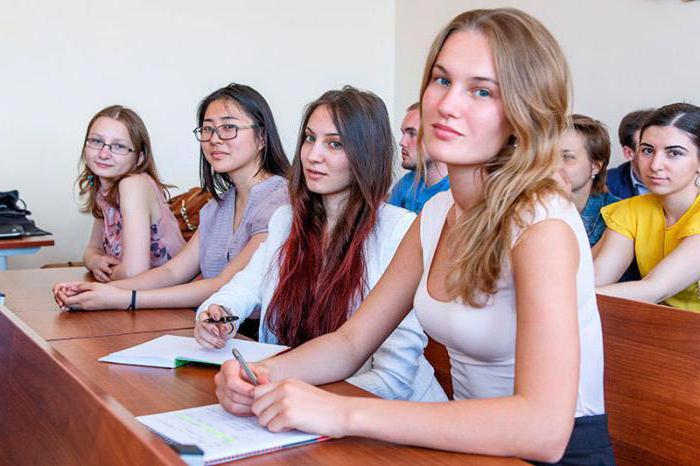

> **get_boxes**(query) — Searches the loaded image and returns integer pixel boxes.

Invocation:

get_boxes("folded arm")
[598,234,700,303]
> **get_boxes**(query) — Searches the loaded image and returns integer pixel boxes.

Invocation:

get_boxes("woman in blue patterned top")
[559,114,620,247]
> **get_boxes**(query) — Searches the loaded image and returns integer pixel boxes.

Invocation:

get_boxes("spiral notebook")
[137,404,328,464]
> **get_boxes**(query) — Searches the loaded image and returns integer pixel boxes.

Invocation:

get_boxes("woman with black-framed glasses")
[53,85,290,322]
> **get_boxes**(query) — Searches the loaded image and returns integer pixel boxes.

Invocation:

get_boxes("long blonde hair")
[418,8,570,307]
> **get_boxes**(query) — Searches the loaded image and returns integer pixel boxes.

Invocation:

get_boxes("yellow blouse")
[601,194,700,312]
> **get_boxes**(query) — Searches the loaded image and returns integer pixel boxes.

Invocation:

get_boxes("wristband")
[127,290,137,311]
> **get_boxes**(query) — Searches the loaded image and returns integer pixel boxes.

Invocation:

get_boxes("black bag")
[0,190,51,237]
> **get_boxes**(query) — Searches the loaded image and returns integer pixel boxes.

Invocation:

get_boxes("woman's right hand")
[86,254,121,282]
[215,358,271,416]
[194,304,238,349]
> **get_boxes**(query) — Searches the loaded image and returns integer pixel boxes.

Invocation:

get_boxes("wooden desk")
[0,267,196,340]
[0,235,55,270]
[49,329,523,465]
[0,303,524,465]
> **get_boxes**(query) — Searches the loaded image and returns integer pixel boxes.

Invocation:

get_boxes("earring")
[508,135,518,148]
[87,174,95,187]
[591,173,597,180]
[695,176,700,188]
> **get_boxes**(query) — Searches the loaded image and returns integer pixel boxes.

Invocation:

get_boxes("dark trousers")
[531,414,616,466]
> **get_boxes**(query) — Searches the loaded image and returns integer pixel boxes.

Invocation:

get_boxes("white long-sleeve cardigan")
[197,204,446,402]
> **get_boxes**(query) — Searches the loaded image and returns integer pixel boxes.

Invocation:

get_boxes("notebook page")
[138,404,322,464]
[99,335,288,367]
[178,338,289,365]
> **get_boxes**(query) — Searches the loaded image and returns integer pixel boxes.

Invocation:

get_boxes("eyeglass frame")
[192,123,261,142]
[84,137,136,156]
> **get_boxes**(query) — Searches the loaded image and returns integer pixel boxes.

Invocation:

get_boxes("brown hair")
[77,105,172,218]
[570,114,612,195]
[640,102,700,151]
[265,86,394,347]
[618,108,654,150]
[417,8,570,307]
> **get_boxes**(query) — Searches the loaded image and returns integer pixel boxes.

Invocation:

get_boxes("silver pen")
[231,348,259,386]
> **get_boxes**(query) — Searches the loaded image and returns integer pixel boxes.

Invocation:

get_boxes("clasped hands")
[52,281,130,311]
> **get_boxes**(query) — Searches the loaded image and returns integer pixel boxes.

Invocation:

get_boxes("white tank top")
[414,191,605,417]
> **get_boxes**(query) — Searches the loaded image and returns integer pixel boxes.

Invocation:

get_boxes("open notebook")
[99,335,288,368]
[138,404,327,464]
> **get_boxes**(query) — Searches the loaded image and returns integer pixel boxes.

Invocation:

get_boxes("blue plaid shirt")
[581,192,620,246]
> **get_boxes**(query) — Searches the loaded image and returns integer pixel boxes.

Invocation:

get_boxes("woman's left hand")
[251,379,352,438]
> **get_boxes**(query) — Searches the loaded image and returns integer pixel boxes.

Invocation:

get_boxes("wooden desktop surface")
[0,267,196,340]
[50,328,524,465]
[0,234,54,250]
[0,268,525,465]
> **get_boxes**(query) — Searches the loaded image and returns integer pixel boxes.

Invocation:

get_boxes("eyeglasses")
[85,138,135,156]
[193,124,260,142]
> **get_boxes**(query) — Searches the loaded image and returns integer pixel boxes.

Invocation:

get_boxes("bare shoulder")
[118,174,158,201]
[118,174,160,217]
[513,219,579,267]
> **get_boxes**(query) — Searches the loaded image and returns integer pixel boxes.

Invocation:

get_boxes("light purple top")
[198,175,288,279]
[97,175,185,268]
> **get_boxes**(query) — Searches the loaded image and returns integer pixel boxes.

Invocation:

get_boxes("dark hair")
[77,105,172,218]
[197,83,289,202]
[618,108,655,150]
[266,86,394,347]
[571,114,612,195]
[406,102,420,112]
[639,103,700,152]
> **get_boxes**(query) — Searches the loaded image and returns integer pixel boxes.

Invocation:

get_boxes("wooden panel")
[425,335,454,399]
[0,235,54,250]
[0,268,196,340]
[597,294,700,466]
[50,330,525,465]
[0,306,183,466]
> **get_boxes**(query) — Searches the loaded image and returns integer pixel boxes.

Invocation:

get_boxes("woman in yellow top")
[595,102,700,311]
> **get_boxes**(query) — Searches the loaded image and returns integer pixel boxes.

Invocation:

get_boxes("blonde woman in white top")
[213,9,613,465]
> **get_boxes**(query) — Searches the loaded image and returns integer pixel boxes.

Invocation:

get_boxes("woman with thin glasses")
[54,85,289,315]
[62,105,185,283]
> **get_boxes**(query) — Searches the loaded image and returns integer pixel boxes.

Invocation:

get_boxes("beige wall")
[4,0,700,269]
[2,0,396,268]
[394,0,700,163]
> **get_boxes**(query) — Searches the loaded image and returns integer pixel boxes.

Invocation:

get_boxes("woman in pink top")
[71,105,184,282]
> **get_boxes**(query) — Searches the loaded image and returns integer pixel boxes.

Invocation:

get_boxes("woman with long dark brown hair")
[195,86,445,402]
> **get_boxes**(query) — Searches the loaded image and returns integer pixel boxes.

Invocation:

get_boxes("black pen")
[203,314,239,324]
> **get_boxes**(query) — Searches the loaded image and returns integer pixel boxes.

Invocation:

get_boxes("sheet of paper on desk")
[137,404,326,464]
[98,335,288,368]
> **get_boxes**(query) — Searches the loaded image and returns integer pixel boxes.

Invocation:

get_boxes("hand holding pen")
[194,303,239,349]
[215,353,272,417]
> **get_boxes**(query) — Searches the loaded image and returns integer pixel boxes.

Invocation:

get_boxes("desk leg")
[0,247,40,271]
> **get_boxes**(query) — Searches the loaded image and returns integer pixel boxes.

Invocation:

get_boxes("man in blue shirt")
[388,103,449,212]
[606,109,654,199]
